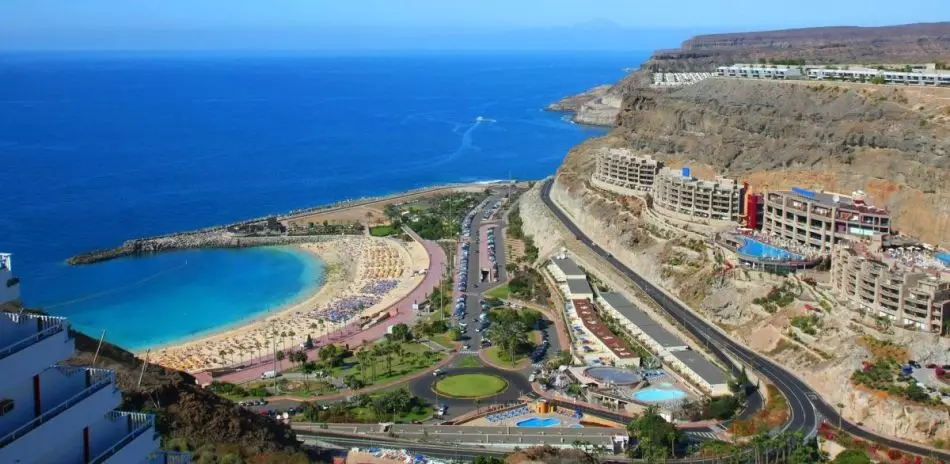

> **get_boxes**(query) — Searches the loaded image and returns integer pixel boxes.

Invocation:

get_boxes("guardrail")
[0,368,116,449]
[0,314,69,360]
[89,412,157,464]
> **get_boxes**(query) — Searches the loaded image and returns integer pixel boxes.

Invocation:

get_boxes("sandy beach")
[147,235,429,373]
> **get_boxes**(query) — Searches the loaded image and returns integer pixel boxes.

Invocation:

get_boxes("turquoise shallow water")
[49,247,324,351]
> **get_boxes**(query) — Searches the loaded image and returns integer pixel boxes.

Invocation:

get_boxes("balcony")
[89,412,159,464]
[0,369,121,463]
[0,313,74,393]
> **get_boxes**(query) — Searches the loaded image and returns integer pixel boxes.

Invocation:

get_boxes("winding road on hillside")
[541,178,950,460]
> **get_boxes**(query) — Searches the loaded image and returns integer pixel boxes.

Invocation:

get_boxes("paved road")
[212,229,446,384]
[409,366,532,414]
[542,179,950,459]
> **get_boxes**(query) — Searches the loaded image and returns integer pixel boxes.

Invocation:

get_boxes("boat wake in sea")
[45,260,190,309]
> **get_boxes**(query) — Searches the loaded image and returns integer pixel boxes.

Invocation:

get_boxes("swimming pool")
[516,417,562,427]
[634,388,688,403]
[938,252,950,268]
[738,238,803,261]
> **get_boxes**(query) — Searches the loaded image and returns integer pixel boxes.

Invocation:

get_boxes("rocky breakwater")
[67,229,337,265]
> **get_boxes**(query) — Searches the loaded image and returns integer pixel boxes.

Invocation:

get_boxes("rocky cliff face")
[612,78,950,245]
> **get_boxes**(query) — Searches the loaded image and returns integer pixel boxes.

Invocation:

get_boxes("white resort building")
[0,254,176,464]
[716,64,803,79]
[831,244,950,334]
[652,167,746,223]
[591,148,662,196]
[807,67,950,86]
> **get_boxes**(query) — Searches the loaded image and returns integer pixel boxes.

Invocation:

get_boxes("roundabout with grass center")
[433,373,508,398]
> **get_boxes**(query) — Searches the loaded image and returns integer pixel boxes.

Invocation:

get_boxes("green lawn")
[352,406,434,424]
[431,334,456,349]
[369,225,398,237]
[484,345,529,368]
[434,373,508,398]
[456,355,482,368]
[485,284,510,300]
[341,342,444,389]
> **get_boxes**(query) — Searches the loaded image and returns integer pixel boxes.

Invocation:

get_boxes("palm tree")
[288,330,296,348]
[218,349,228,365]
[391,343,405,372]
[254,341,262,362]
[280,331,288,351]
[276,350,285,370]
[302,361,316,391]
[383,342,394,376]
[356,350,370,382]
[370,345,383,380]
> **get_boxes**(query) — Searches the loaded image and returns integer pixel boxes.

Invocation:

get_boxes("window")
[0,399,14,416]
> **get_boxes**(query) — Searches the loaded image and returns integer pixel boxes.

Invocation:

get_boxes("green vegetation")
[299,388,432,424]
[790,314,822,336]
[208,381,271,401]
[484,283,511,300]
[870,75,886,85]
[752,281,799,313]
[472,457,505,464]
[507,204,525,239]
[369,224,398,237]
[289,219,364,236]
[695,431,819,463]
[434,373,507,398]
[627,405,682,460]
[383,192,489,240]
[485,308,539,366]
[507,266,550,304]
[456,355,482,368]
[599,311,652,359]
[832,449,871,464]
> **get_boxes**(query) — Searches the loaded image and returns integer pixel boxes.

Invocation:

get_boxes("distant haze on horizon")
[2,0,948,51]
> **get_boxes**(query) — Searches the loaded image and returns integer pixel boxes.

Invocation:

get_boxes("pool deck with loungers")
[463,410,621,429]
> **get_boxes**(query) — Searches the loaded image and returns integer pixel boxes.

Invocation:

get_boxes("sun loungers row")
[486,406,530,423]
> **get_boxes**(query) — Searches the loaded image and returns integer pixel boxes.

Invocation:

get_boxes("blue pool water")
[0,52,641,350]
[516,417,562,428]
[739,238,803,261]
[634,388,688,403]
[937,252,950,267]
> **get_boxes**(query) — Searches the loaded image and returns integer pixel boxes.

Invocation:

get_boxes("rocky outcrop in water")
[546,83,626,127]
[67,231,339,265]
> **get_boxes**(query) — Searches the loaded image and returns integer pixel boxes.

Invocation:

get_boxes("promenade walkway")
[201,228,446,384]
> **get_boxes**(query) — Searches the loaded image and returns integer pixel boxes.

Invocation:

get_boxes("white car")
[433,369,443,377]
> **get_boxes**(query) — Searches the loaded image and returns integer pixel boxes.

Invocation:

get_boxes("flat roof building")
[653,167,746,223]
[591,149,663,196]
[831,245,950,334]
[598,292,689,353]
[717,64,803,79]
[808,67,950,86]
[567,278,595,301]
[572,299,640,367]
[762,187,891,252]
[549,257,586,282]
[667,349,730,397]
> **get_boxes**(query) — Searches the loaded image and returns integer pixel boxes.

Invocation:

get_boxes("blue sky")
[2,0,948,51]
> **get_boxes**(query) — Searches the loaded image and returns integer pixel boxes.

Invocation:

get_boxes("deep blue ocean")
[0,51,644,350]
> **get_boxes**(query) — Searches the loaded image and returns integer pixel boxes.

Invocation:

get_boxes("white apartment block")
[0,254,174,463]
[762,188,891,252]
[716,64,803,79]
[652,167,745,222]
[591,148,662,196]
[831,246,950,333]
[808,67,950,86]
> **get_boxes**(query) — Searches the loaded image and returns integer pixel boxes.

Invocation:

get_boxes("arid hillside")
[652,22,950,71]
[610,78,950,245]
